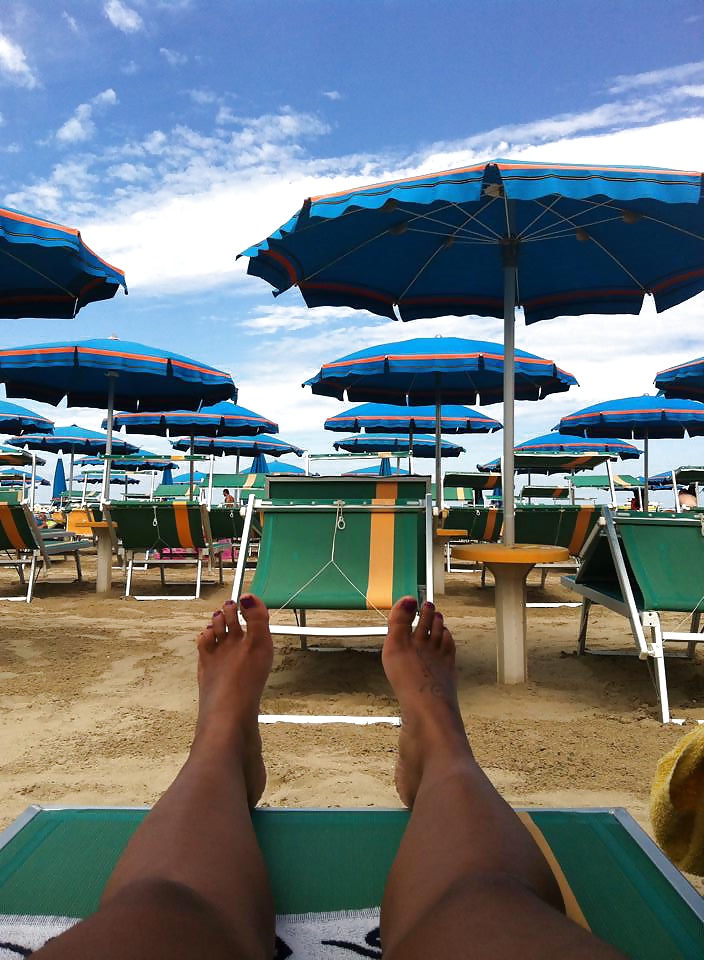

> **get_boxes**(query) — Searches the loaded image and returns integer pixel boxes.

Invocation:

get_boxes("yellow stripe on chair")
[568,505,595,555]
[373,481,398,505]
[0,503,28,550]
[457,486,466,500]
[484,508,499,541]
[243,474,256,489]
[366,508,395,609]
[517,813,590,930]
[173,502,195,548]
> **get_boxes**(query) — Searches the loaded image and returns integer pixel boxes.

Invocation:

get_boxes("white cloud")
[187,87,218,104]
[121,60,139,75]
[159,47,187,67]
[322,90,341,101]
[104,0,144,33]
[0,32,37,89]
[609,61,704,94]
[55,88,118,145]
[63,11,79,34]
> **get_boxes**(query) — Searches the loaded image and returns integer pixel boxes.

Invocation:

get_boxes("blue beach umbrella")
[344,464,410,477]
[79,451,177,472]
[13,425,139,497]
[79,470,139,486]
[250,453,269,474]
[333,434,464,458]
[655,356,704,402]
[324,402,502,434]
[243,158,704,545]
[0,204,126,319]
[248,460,306,475]
[308,336,572,507]
[558,395,704,509]
[0,469,49,487]
[513,432,641,459]
[52,458,66,499]
[172,470,209,484]
[0,399,54,435]
[161,467,174,486]
[174,434,304,458]
[0,337,235,499]
[109,401,274,493]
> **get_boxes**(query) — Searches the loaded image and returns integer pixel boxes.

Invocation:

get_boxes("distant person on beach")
[678,485,698,510]
[223,488,235,505]
[33,596,626,960]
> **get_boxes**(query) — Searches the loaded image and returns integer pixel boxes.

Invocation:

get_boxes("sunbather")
[34,596,625,959]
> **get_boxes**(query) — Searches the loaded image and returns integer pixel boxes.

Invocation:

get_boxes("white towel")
[0,909,382,959]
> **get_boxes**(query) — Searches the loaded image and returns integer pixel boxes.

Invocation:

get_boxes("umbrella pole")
[606,458,617,506]
[434,383,442,511]
[29,452,37,510]
[82,473,88,507]
[643,430,649,512]
[103,373,117,502]
[236,454,240,474]
[208,454,214,507]
[501,248,518,546]
[189,431,195,500]
[69,450,74,499]
[672,469,680,513]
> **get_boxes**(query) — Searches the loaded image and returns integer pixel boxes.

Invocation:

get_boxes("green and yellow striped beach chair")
[109,501,227,600]
[561,507,704,723]
[0,502,92,602]
[232,477,433,646]
[0,804,701,958]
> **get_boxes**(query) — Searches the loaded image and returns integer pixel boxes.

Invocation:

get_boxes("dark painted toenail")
[424,601,435,612]
[240,595,256,609]
[213,610,222,617]
[434,612,443,622]
[402,598,417,613]
[224,599,235,606]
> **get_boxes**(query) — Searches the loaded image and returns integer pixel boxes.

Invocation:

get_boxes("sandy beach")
[1,554,700,859]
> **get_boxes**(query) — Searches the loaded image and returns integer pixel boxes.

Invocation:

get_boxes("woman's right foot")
[382,597,471,807]
[194,595,274,807]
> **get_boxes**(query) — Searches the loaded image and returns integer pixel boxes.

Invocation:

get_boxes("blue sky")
[0,0,703,485]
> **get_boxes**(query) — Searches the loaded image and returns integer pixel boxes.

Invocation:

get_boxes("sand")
[0,554,701,887]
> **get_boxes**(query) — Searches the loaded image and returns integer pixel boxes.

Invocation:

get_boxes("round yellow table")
[452,543,569,685]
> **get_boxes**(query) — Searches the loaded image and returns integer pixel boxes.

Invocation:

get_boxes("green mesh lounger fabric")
[153,483,201,499]
[208,505,245,541]
[109,502,208,552]
[0,806,702,959]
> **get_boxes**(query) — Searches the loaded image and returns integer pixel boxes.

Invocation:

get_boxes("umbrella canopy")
[244,460,306,475]
[0,204,126,319]
[172,470,210,484]
[0,338,235,411]
[0,469,49,486]
[558,396,704,439]
[244,158,703,548]
[0,442,44,467]
[0,399,53,435]
[511,432,641,459]
[173,434,304,457]
[52,458,66,499]
[306,337,575,406]
[333,434,464,458]
[78,470,139,486]
[250,453,269,474]
[479,451,618,475]
[344,464,410,476]
[11,425,139,455]
[558,395,704,510]
[78,451,177,472]
[655,356,704,401]
[324,402,502,434]
[571,474,643,491]
[107,401,276,437]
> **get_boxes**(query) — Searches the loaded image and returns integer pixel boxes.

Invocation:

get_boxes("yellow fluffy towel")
[650,726,704,875]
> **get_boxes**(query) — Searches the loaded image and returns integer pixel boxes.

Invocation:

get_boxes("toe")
[413,601,435,645]
[386,596,418,647]
[222,599,243,639]
[430,611,445,648]
[238,594,270,638]
[211,609,226,642]
[197,624,217,654]
[441,626,456,659]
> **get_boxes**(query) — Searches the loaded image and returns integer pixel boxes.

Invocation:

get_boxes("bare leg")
[36,595,275,960]
[380,597,626,960]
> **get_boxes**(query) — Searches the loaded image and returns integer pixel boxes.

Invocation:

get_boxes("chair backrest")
[249,495,429,610]
[520,485,571,500]
[0,502,41,552]
[109,502,207,551]
[514,505,598,555]
[442,484,476,505]
[153,484,201,499]
[576,511,704,612]
[0,489,22,504]
[266,476,430,502]
[208,504,245,540]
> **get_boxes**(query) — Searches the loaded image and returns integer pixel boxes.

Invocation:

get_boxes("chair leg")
[17,553,25,586]
[480,564,487,588]
[218,553,224,586]
[540,568,548,589]
[159,565,166,588]
[577,598,592,655]
[299,609,308,651]
[74,551,83,582]
[688,611,702,659]
[26,554,37,603]
[125,557,134,598]
[195,557,202,600]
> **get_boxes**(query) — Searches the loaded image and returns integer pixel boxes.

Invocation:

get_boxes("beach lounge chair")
[561,507,704,723]
[108,501,227,600]
[232,476,433,647]
[0,502,92,602]
[0,804,701,959]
